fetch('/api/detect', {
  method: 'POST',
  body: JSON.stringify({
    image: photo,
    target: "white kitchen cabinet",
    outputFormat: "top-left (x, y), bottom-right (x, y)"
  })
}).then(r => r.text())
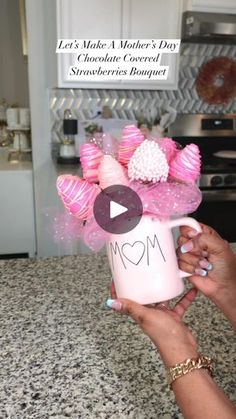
top-left (122, 0), bottom-right (182, 90)
top-left (0, 168), bottom-right (36, 257)
top-left (57, 0), bottom-right (122, 88)
top-left (188, 0), bottom-right (236, 13)
top-left (56, 0), bottom-right (182, 90)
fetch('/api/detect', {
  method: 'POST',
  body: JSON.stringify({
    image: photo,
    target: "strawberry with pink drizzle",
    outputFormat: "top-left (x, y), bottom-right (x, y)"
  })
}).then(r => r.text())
top-left (118, 125), bottom-right (144, 167)
top-left (57, 175), bottom-right (100, 220)
top-left (169, 144), bottom-right (201, 183)
top-left (157, 137), bottom-right (178, 163)
top-left (80, 143), bottom-right (103, 183)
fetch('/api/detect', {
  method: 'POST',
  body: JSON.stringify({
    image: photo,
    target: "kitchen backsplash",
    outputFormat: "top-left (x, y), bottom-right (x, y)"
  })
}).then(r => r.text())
top-left (50, 43), bottom-right (236, 145)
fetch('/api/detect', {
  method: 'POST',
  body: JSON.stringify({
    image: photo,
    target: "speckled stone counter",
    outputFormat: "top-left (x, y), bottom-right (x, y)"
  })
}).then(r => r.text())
top-left (0, 252), bottom-right (235, 419)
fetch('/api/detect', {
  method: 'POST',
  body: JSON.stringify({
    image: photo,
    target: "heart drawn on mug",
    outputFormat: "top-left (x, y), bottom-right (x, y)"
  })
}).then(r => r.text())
top-left (121, 241), bottom-right (145, 265)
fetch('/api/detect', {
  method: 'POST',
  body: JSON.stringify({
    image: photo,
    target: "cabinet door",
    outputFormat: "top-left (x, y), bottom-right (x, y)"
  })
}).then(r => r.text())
top-left (0, 170), bottom-right (36, 257)
top-left (190, 0), bottom-right (236, 13)
top-left (57, 0), bottom-right (182, 90)
top-left (122, 0), bottom-right (182, 90)
top-left (57, 0), bottom-right (122, 87)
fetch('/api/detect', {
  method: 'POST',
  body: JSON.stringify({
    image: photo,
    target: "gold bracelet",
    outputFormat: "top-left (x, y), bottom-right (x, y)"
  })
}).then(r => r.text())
top-left (166, 355), bottom-right (213, 388)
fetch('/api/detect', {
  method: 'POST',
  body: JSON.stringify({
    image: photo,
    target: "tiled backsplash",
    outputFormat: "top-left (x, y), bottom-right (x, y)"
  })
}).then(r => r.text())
top-left (50, 43), bottom-right (236, 144)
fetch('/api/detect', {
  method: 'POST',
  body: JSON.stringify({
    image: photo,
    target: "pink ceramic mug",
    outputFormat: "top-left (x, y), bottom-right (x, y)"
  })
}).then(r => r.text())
top-left (106, 215), bottom-right (202, 304)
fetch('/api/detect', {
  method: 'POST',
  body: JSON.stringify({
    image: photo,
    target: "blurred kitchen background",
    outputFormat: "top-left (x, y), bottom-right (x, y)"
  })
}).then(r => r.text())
top-left (1, 0), bottom-right (236, 258)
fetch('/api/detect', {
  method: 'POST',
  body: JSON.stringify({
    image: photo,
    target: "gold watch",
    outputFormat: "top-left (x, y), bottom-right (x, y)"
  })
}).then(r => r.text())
top-left (166, 355), bottom-right (213, 387)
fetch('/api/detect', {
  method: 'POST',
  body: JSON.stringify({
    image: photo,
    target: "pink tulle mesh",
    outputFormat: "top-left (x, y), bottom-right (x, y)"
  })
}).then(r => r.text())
top-left (131, 181), bottom-right (202, 218)
top-left (55, 131), bottom-right (203, 251)
top-left (82, 218), bottom-right (107, 252)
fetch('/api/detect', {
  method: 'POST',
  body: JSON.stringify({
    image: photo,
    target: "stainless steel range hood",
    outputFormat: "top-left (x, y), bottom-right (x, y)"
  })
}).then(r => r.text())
top-left (182, 11), bottom-right (236, 44)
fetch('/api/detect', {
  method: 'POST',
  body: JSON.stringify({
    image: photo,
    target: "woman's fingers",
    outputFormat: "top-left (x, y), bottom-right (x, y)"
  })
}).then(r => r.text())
top-left (110, 280), bottom-right (117, 299)
top-left (179, 223), bottom-right (219, 240)
top-left (106, 294), bottom-right (196, 351)
top-left (177, 236), bottom-right (203, 256)
top-left (107, 297), bottom-right (153, 329)
top-left (173, 288), bottom-right (197, 319)
top-left (106, 297), bottom-right (173, 338)
top-left (178, 223), bottom-right (220, 251)
top-left (179, 232), bottom-right (229, 256)
top-left (177, 224), bottom-right (224, 278)
top-left (178, 259), bottom-right (196, 275)
top-left (177, 239), bottom-right (208, 260)
top-left (178, 255), bottom-right (213, 277)
top-left (177, 248), bottom-right (201, 267)
top-left (177, 235), bottom-right (191, 248)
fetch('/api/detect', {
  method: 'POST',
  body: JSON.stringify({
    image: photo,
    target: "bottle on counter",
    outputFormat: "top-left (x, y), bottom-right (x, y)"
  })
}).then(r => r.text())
top-left (57, 109), bottom-right (80, 164)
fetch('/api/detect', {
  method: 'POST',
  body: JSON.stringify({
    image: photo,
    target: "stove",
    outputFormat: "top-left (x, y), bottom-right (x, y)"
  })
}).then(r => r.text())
top-left (200, 157), bottom-right (236, 188)
top-left (169, 114), bottom-right (236, 241)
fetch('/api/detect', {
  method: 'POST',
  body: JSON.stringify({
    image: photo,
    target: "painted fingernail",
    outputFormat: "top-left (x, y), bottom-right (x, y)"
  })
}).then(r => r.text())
top-left (180, 240), bottom-right (194, 253)
top-left (106, 299), bottom-right (122, 311)
top-left (199, 259), bottom-right (213, 271)
top-left (187, 230), bottom-right (199, 238)
top-left (202, 251), bottom-right (208, 257)
top-left (195, 268), bottom-right (208, 277)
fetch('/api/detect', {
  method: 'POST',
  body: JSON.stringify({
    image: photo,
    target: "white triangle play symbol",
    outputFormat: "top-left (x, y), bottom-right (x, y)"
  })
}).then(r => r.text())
top-left (110, 200), bottom-right (128, 219)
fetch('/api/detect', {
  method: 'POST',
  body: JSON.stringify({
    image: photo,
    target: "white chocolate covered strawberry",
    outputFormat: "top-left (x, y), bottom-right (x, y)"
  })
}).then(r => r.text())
top-left (128, 140), bottom-right (169, 183)
top-left (98, 155), bottom-right (129, 189)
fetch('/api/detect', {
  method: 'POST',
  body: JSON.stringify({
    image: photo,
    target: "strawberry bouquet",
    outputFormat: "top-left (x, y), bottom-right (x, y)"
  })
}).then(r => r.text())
top-left (57, 125), bottom-right (202, 251)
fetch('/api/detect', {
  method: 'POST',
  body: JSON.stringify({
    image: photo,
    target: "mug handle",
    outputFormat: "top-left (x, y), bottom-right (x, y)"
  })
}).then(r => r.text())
top-left (167, 217), bottom-right (202, 279)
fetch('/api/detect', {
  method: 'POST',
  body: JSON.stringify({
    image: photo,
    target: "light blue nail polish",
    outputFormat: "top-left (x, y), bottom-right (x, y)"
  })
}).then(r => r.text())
top-left (200, 269), bottom-right (207, 277)
top-left (207, 263), bottom-right (213, 271)
top-left (180, 240), bottom-right (193, 254)
top-left (195, 268), bottom-right (208, 277)
top-left (180, 245), bottom-right (188, 254)
top-left (106, 298), bottom-right (114, 308)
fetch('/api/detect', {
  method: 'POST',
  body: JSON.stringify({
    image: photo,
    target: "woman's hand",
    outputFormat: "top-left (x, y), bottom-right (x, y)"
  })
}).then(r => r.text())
top-left (108, 278), bottom-right (236, 419)
top-left (107, 286), bottom-right (199, 367)
top-left (177, 223), bottom-right (236, 327)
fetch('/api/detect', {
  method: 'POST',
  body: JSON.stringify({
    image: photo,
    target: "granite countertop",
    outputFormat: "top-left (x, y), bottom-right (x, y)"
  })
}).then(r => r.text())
top-left (0, 253), bottom-right (235, 419)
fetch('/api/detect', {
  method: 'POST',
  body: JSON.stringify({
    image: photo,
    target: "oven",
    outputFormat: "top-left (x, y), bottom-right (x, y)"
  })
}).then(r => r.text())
top-left (195, 189), bottom-right (236, 241)
top-left (169, 114), bottom-right (236, 242)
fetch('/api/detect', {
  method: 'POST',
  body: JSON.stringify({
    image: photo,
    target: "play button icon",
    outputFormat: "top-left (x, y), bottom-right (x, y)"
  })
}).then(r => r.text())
top-left (110, 201), bottom-right (128, 219)
top-left (93, 185), bottom-right (143, 234)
